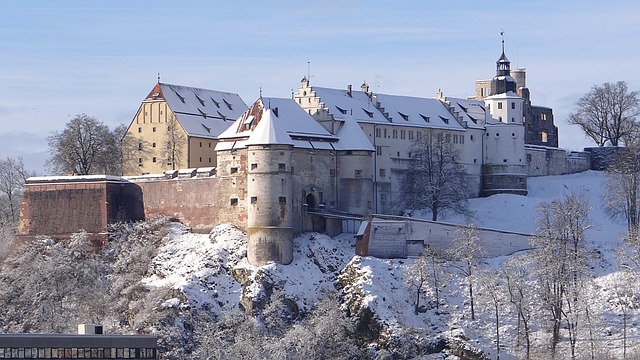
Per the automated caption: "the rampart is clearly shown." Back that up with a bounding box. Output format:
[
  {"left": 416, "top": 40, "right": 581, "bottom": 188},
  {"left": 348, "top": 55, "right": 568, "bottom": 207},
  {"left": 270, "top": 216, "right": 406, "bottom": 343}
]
[
  {"left": 17, "top": 176, "right": 144, "bottom": 243},
  {"left": 356, "top": 216, "right": 532, "bottom": 258}
]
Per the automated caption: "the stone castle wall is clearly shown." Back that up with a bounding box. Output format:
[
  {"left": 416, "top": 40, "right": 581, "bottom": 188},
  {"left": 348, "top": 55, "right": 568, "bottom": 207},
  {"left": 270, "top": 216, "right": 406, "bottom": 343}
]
[
  {"left": 17, "top": 177, "right": 144, "bottom": 243},
  {"left": 525, "top": 146, "right": 591, "bottom": 177}
]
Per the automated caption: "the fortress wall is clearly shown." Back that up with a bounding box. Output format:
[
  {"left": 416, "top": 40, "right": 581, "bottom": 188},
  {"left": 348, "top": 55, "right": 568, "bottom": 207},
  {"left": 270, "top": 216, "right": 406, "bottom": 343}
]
[
  {"left": 525, "top": 146, "right": 591, "bottom": 177},
  {"left": 364, "top": 217, "right": 531, "bottom": 259},
  {"left": 17, "top": 178, "right": 144, "bottom": 242},
  {"left": 132, "top": 176, "right": 247, "bottom": 233}
]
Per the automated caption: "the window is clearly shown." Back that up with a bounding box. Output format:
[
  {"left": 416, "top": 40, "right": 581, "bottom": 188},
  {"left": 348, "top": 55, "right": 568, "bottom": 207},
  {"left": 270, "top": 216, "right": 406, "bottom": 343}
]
[
  {"left": 383, "top": 128, "right": 387, "bottom": 138},
  {"left": 497, "top": 102, "right": 503, "bottom": 109},
  {"left": 375, "top": 128, "right": 381, "bottom": 137},
  {"left": 230, "top": 198, "right": 238, "bottom": 206},
  {"left": 209, "top": 157, "right": 212, "bottom": 163},
  {"left": 138, "top": 158, "right": 142, "bottom": 166},
  {"left": 279, "top": 196, "right": 287, "bottom": 205},
  {"left": 336, "top": 106, "right": 348, "bottom": 114},
  {"left": 511, "top": 102, "right": 515, "bottom": 109},
  {"left": 251, "top": 163, "right": 257, "bottom": 170},
  {"left": 223, "top": 98, "right": 233, "bottom": 110},
  {"left": 278, "top": 163, "right": 286, "bottom": 171},
  {"left": 230, "top": 167, "right": 238, "bottom": 174},
  {"left": 152, "top": 157, "right": 156, "bottom": 162},
  {"left": 542, "top": 131, "right": 548, "bottom": 143},
  {"left": 408, "top": 131, "right": 414, "bottom": 140},
  {"left": 376, "top": 146, "right": 382, "bottom": 156},
  {"left": 453, "top": 134, "right": 458, "bottom": 144},
  {"left": 152, "top": 142, "right": 156, "bottom": 148},
  {"left": 400, "top": 130, "right": 406, "bottom": 139},
  {"left": 379, "top": 168, "right": 386, "bottom": 177},
  {"left": 209, "top": 142, "right": 212, "bottom": 148},
  {"left": 199, "top": 157, "right": 202, "bottom": 162},
  {"left": 398, "top": 112, "right": 409, "bottom": 121},
  {"left": 419, "top": 114, "right": 430, "bottom": 123},
  {"left": 445, "top": 134, "right": 450, "bottom": 143},
  {"left": 392, "top": 130, "right": 397, "bottom": 138},
  {"left": 362, "top": 108, "right": 374, "bottom": 118},
  {"left": 138, "top": 143, "right": 143, "bottom": 150},
  {"left": 541, "top": 113, "right": 547, "bottom": 120},
  {"left": 416, "top": 132, "right": 422, "bottom": 140},
  {"left": 138, "top": 127, "right": 142, "bottom": 133},
  {"left": 329, "top": 168, "right": 336, "bottom": 177},
  {"left": 355, "top": 170, "right": 363, "bottom": 178},
  {"left": 251, "top": 196, "right": 257, "bottom": 204}
]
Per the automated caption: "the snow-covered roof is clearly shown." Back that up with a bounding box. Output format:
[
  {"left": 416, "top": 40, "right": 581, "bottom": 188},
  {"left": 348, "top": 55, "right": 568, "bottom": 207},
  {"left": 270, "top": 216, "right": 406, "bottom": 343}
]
[
  {"left": 216, "top": 97, "right": 338, "bottom": 151},
  {"left": 149, "top": 83, "right": 248, "bottom": 139},
  {"left": 372, "top": 93, "right": 465, "bottom": 130},
  {"left": 333, "top": 119, "right": 375, "bottom": 151},
  {"left": 311, "top": 87, "right": 390, "bottom": 124},
  {"left": 444, "top": 97, "right": 487, "bottom": 128}
]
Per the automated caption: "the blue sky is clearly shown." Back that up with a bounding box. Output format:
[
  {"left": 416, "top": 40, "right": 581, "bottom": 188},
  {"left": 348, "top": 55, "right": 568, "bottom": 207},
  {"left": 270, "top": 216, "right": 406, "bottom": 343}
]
[{"left": 1, "top": 1, "right": 639, "bottom": 172}]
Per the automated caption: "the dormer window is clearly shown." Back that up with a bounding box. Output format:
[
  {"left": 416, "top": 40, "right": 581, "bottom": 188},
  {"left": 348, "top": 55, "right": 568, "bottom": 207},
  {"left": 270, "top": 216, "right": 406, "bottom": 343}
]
[
  {"left": 174, "top": 91, "right": 185, "bottom": 103},
  {"left": 398, "top": 112, "right": 409, "bottom": 121},
  {"left": 223, "top": 99, "right": 233, "bottom": 111},
  {"left": 439, "top": 115, "right": 449, "bottom": 124},
  {"left": 211, "top": 97, "right": 220, "bottom": 108},
  {"left": 195, "top": 94, "right": 205, "bottom": 106},
  {"left": 336, "top": 106, "right": 348, "bottom": 115},
  {"left": 419, "top": 114, "right": 430, "bottom": 123},
  {"left": 362, "top": 108, "right": 374, "bottom": 118},
  {"left": 198, "top": 108, "right": 207, "bottom": 119},
  {"left": 217, "top": 111, "right": 227, "bottom": 121}
]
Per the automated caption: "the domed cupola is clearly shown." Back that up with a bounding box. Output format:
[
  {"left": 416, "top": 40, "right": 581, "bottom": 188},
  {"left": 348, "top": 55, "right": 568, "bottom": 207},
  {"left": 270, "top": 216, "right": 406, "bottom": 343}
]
[{"left": 490, "top": 33, "right": 517, "bottom": 95}]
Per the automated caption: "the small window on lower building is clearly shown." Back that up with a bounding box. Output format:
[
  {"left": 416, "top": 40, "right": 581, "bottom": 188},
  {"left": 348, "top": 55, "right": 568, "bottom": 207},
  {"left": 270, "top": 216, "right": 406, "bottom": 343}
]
[
  {"left": 152, "top": 157, "right": 156, "bottom": 163},
  {"left": 138, "top": 127, "right": 142, "bottom": 133},
  {"left": 153, "top": 127, "right": 156, "bottom": 132},
  {"left": 278, "top": 163, "right": 286, "bottom": 171},
  {"left": 329, "top": 168, "right": 336, "bottom": 177},
  {"left": 542, "top": 131, "right": 548, "bottom": 143},
  {"left": 379, "top": 168, "right": 386, "bottom": 177},
  {"left": 209, "top": 157, "right": 212, "bottom": 163},
  {"left": 230, "top": 198, "right": 238, "bottom": 206},
  {"left": 251, "top": 196, "right": 257, "bottom": 204},
  {"left": 251, "top": 163, "right": 257, "bottom": 170},
  {"left": 279, "top": 196, "right": 286, "bottom": 205},
  {"left": 230, "top": 167, "right": 238, "bottom": 174},
  {"left": 152, "top": 142, "right": 156, "bottom": 148},
  {"left": 355, "top": 170, "right": 363, "bottom": 178}
]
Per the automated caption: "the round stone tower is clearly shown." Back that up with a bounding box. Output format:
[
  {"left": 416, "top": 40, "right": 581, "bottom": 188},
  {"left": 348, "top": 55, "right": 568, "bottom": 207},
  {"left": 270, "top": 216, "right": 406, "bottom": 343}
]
[{"left": 246, "top": 144, "right": 294, "bottom": 265}]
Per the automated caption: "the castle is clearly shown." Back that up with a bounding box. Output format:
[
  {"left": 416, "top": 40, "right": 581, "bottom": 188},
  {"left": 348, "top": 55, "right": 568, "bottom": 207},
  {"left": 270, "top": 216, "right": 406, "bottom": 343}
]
[{"left": 18, "top": 46, "right": 591, "bottom": 265}]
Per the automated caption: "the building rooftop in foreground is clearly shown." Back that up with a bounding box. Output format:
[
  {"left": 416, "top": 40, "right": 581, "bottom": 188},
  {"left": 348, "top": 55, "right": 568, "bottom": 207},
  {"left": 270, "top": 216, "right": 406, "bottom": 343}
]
[{"left": 0, "top": 333, "right": 157, "bottom": 359}]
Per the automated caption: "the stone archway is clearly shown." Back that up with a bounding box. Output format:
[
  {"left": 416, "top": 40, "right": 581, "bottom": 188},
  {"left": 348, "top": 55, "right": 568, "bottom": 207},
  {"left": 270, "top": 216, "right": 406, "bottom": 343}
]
[{"left": 305, "top": 193, "right": 316, "bottom": 210}]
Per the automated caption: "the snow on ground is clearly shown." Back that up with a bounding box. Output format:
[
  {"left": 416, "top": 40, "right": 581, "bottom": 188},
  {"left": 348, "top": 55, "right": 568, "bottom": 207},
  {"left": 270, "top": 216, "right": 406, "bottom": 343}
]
[{"left": 141, "top": 170, "right": 637, "bottom": 358}]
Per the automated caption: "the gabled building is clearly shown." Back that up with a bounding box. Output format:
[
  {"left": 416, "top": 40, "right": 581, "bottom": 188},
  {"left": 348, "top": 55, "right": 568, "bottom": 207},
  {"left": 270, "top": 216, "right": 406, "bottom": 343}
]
[{"left": 122, "top": 83, "right": 248, "bottom": 175}]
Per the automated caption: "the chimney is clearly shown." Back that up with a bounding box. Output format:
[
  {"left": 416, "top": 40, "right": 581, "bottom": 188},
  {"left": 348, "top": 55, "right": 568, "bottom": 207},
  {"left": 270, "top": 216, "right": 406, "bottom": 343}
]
[
  {"left": 78, "top": 324, "right": 103, "bottom": 335},
  {"left": 361, "top": 82, "right": 369, "bottom": 94},
  {"left": 347, "top": 84, "right": 352, "bottom": 97}
]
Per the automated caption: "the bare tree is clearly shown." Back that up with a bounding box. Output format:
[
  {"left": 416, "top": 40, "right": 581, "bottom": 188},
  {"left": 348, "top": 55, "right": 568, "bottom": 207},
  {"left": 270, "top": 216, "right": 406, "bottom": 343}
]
[
  {"left": 604, "top": 146, "right": 640, "bottom": 234},
  {"left": 448, "top": 223, "right": 485, "bottom": 321},
  {"left": 503, "top": 255, "right": 536, "bottom": 359},
  {"left": 478, "top": 269, "right": 504, "bottom": 360},
  {"left": 401, "top": 130, "right": 471, "bottom": 221},
  {"left": 164, "top": 115, "right": 186, "bottom": 170},
  {"left": 531, "top": 193, "right": 592, "bottom": 359},
  {"left": 47, "top": 114, "right": 122, "bottom": 175},
  {"left": 568, "top": 81, "right": 640, "bottom": 147},
  {"left": 0, "top": 157, "right": 33, "bottom": 225}
]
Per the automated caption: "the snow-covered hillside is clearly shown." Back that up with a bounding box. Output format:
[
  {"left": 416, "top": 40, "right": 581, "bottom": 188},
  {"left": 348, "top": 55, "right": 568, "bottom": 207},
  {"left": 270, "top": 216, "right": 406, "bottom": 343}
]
[{"left": 143, "top": 170, "right": 636, "bottom": 359}]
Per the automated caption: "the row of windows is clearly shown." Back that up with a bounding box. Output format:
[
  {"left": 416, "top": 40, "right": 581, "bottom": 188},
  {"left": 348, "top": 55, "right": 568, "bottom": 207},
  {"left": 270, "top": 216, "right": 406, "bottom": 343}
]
[
  {"left": 492, "top": 101, "right": 519, "bottom": 110},
  {"left": 230, "top": 196, "right": 287, "bottom": 206},
  {"left": 138, "top": 157, "right": 213, "bottom": 166},
  {"left": 0, "top": 347, "right": 155, "bottom": 359}
]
